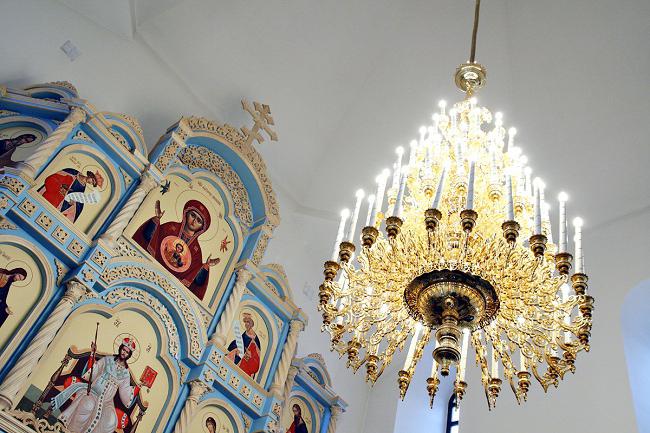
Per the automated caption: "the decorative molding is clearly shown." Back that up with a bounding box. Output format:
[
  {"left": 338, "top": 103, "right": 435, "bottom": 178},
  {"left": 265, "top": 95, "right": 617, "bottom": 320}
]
[
  {"left": 115, "top": 237, "right": 145, "bottom": 258},
  {"left": 252, "top": 228, "right": 271, "bottom": 265},
  {"left": 265, "top": 263, "right": 288, "bottom": 283},
  {"left": 18, "top": 199, "right": 37, "bottom": 217},
  {"left": 154, "top": 136, "right": 183, "bottom": 173},
  {"left": 119, "top": 167, "right": 133, "bottom": 187},
  {"left": 67, "top": 239, "right": 84, "bottom": 257},
  {"left": 179, "top": 146, "right": 253, "bottom": 227},
  {"left": 52, "top": 226, "right": 69, "bottom": 244},
  {"left": 109, "top": 129, "right": 129, "bottom": 150},
  {"left": 35, "top": 213, "right": 53, "bottom": 231},
  {"left": 0, "top": 217, "right": 16, "bottom": 230},
  {"left": 48, "top": 81, "right": 78, "bottom": 95},
  {"left": 54, "top": 260, "right": 67, "bottom": 285},
  {"left": 73, "top": 129, "right": 93, "bottom": 142},
  {"left": 103, "top": 286, "right": 181, "bottom": 358},
  {"left": 3, "top": 410, "right": 65, "bottom": 433},
  {"left": 91, "top": 250, "right": 108, "bottom": 267},
  {"left": 183, "top": 115, "right": 280, "bottom": 228},
  {"left": 0, "top": 110, "right": 19, "bottom": 117},
  {"left": 0, "top": 194, "right": 9, "bottom": 211},
  {"left": 0, "top": 176, "right": 26, "bottom": 196},
  {"left": 100, "top": 265, "right": 202, "bottom": 358},
  {"left": 111, "top": 113, "right": 144, "bottom": 142}
]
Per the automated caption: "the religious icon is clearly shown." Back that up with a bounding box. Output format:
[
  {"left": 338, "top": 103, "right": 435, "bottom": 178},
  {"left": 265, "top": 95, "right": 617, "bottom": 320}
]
[
  {"left": 286, "top": 404, "right": 308, "bottom": 433},
  {"left": 0, "top": 133, "right": 36, "bottom": 167},
  {"left": 132, "top": 199, "right": 221, "bottom": 300},
  {"left": 226, "top": 313, "right": 261, "bottom": 378},
  {"left": 38, "top": 168, "right": 105, "bottom": 223},
  {"left": 34, "top": 331, "right": 156, "bottom": 433},
  {"left": 0, "top": 267, "right": 27, "bottom": 328},
  {"left": 205, "top": 416, "right": 218, "bottom": 433}
]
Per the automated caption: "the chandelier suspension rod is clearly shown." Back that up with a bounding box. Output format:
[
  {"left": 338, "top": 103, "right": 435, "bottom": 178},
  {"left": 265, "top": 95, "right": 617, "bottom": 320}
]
[{"left": 469, "top": 0, "right": 481, "bottom": 63}]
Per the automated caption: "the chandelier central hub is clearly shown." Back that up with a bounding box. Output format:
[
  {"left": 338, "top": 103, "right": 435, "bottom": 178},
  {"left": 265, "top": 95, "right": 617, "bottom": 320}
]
[{"left": 404, "top": 269, "right": 500, "bottom": 330}]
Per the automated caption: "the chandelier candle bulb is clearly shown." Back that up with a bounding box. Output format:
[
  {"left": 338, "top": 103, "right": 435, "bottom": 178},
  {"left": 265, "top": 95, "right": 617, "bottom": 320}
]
[
  {"left": 519, "top": 350, "right": 526, "bottom": 372},
  {"left": 450, "top": 108, "right": 457, "bottom": 129},
  {"left": 419, "top": 126, "right": 428, "bottom": 145},
  {"left": 408, "top": 140, "right": 418, "bottom": 166},
  {"left": 558, "top": 192, "right": 568, "bottom": 253},
  {"left": 466, "top": 160, "right": 476, "bottom": 209},
  {"left": 507, "top": 127, "right": 517, "bottom": 153},
  {"left": 491, "top": 346, "right": 499, "bottom": 378},
  {"left": 438, "top": 100, "right": 447, "bottom": 116},
  {"left": 395, "top": 171, "right": 409, "bottom": 218},
  {"left": 505, "top": 173, "right": 515, "bottom": 221},
  {"left": 392, "top": 147, "right": 404, "bottom": 190},
  {"left": 332, "top": 209, "right": 350, "bottom": 261},
  {"left": 364, "top": 194, "right": 376, "bottom": 227},
  {"left": 573, "top": 217, "right": 584, "bottom": 273},
  {"left": 347, "top": 189, "right": 365, "bottom": 240},
  {"left": 459, "top": 329, "right": 470, "bottom": 381},
  {"left": 432, "top": 166, "right": 448, "bottom": 209},
  {"left": 524, "top": 167, "right": 533, "bottom": 197},
  {"left": 372, "top": 170, "right": 390, "bottom": 226},
  {"left": 404, "top": 324, "right": 423, "bottom": 370},
  {"left": 533, "top": 181, "right": 542, "bottom": 235}
]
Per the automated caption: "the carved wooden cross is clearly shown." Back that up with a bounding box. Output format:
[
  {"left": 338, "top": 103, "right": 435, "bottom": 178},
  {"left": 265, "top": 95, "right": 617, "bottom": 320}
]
[{"left": 241, "top": 99, "right": 278, "bottom": 145}]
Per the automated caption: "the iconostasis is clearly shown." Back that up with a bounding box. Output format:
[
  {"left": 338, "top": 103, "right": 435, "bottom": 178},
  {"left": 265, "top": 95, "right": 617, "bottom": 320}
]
[{"left": 0, "top": 82, "right": 328, "bottom": 433}]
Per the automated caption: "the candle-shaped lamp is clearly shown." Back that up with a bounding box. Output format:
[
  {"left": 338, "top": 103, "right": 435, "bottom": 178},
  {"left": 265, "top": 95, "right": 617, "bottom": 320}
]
[
  {"left": 558, "top": 192, "right": 568, "bottom": 253},
  {"left": 392, "top": 146, "right": 404, "bottom": 190},
  {"left": 573, "top": 217, "right": 584, "bottom": 273},
  {"left": 533, "top": 178, "right": 542, "bottom": 235},
  {"left": 332, "top": 209, "right": 350, "bottom": 261},
  {"left": 419, "top": 126, "right": 427, "bottom": 145},
  {"left": 346, "top": 189, "right": 365, "bottom": 240},
  {"left": 507, "top": 127, "right": 517, "bottom": 153},
  {"left": 364, "top": 194, "right": 376, "bottom": 227},
  {"left": 432, "top": 164, "right": 448, "bottom": 209},
  {"left": 459, "top": 329, "right": 470, "bottom": 381},
  {"left": 438, "top": 99, "right": 447, "bottom": 116},
  {"left": 408, "top": 139, "right": 418, "bottom": 166},
  {"left": 491, "top": 345, "right": 499, "bottom": 378},
  {"left": 524, "top": 167, "right": 533, "bottom": 196},
  {"left": 370, "top": 169, "right": 390, "bottom": 227},
  {"left": 395, "top": 170, "right": 409, "bottom": 218},
  {"left": 561, "top": 282, "right": 572, "bottom": 343},
  {"left": 505, "top": 172, "right": 515, "bottom": 221},
  {"left": 404, "top": 324, "right": 423, "bottom": 370},
  {"left": 466, "top": 159, "right": 476, "bottom": 209}
]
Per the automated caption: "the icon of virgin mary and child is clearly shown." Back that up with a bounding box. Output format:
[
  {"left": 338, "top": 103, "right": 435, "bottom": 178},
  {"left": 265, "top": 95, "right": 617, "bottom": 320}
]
[{"left": 132, "top": 199, "right": 220, "bottom": 300}]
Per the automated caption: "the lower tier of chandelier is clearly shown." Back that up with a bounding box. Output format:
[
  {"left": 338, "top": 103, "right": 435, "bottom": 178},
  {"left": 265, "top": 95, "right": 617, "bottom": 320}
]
[{"left": 404, "top": 269, "right": 500, "bottom": 329}]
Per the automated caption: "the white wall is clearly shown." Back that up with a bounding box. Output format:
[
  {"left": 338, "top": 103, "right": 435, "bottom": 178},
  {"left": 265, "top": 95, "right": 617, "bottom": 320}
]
[{"left": 0, "top": 0, "right": 218, "bottom": 147}]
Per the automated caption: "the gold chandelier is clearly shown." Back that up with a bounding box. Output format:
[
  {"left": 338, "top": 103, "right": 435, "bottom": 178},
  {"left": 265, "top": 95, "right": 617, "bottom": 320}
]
[{"left": 317, "top": 0, "right": 594, "bottom": 409}]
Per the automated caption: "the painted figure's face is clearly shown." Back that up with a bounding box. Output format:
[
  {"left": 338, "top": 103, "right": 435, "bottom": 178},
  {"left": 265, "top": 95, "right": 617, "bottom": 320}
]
[
  {"left": 176, "top": 244, "right": 184, "bottom": 253},
  {"left": 186, "top": 209, "right": 205, "bottom": 232},
  {"left": 243, "top": 316, "right": 254, "bottom": 331},
  {"left": 292, "top": 406, "right": 300, "bottom": 416},
  {"left": 85, "top": 173, "right": 98, "bottom": 187},
  {"left": 119, "top": 345, "right": 132, "bottom": 360},
  {"left": 206, "top": 418, "right": 216, "bottom": 433},
  {"left": 13, "top": 274, "right": 25, "bottom": 281}
]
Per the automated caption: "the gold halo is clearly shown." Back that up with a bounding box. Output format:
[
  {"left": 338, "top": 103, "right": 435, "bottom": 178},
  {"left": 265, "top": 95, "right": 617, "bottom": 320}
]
[
  {"left": 4, "top": 260, "right": 34, "bottom": 287},
  {"left": 81, "top": 164, "right": 108, "bottom": 193},
  {"left": 113, "top": 333, "right": 141, "bottom": 364}
]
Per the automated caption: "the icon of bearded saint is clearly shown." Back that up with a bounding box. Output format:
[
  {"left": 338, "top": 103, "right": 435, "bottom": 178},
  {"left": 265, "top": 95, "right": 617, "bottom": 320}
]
[{"left": 132, "top": 199, "right": 220, "bottom": 300}]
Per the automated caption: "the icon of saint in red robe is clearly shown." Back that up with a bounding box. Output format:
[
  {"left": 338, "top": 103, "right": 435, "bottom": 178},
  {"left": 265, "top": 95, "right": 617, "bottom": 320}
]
[
  {"left": 38, "top": 168, "right": 104, "bottom": 223},
  {"left": 286, "top": 404, "right": 308, "bottom": 433},
  {"left": 226, "top": 313, "right": 261, "bottom": 377},
  {"left": 132, "top": 199, "right": 220, "bottom": 300}
]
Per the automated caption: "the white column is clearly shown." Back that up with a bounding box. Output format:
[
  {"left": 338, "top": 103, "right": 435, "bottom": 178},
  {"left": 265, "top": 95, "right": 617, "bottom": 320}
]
[
  {"left": 99, "top": 171, "right": 158, "bottom": 246},
  {"left": 327, "top": 406, "right": 343, "bottom": 433},
  {"left": 173, "top": 379, "right": 210, "bottom": 433},
  {"left": 282, "top": 365, "right": 299, "bottom": 401},
  {"left": 270, "top": 320, "right": 304, "bottom": 398},
  {"left": 0, "top": 280, "right": 89, "bottom": 409},
  {"left": 20, "top": 107, "right": 87, "bottom": 178},
  {"left": 210, "top": 269, "right": 253, "bottom": 347}
]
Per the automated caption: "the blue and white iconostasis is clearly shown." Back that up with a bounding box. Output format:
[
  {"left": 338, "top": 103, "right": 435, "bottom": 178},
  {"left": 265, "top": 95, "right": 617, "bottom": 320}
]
[
  {"left": 281, "top": 354, "right": 346, "bottom": 433},
  {"left": 0, "top": 82, "right": 344, "bottom": 433}
]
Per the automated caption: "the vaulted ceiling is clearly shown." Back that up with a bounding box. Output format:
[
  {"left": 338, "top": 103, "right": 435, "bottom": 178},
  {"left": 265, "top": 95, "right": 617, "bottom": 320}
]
[{"left": 53, "top": 0, "right": 650, "bottom": 230}]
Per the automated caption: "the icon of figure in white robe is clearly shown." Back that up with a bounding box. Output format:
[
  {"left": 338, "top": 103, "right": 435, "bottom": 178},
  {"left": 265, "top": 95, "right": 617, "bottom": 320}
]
[{"left": 51, "top": 338, "right": 142, "bottom": 433}]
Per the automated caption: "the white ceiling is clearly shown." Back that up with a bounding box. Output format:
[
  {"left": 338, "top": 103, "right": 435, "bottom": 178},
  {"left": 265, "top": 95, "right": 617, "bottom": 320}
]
[{"left": 58, "top": 0, "right": 650, "bottom": 230}]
